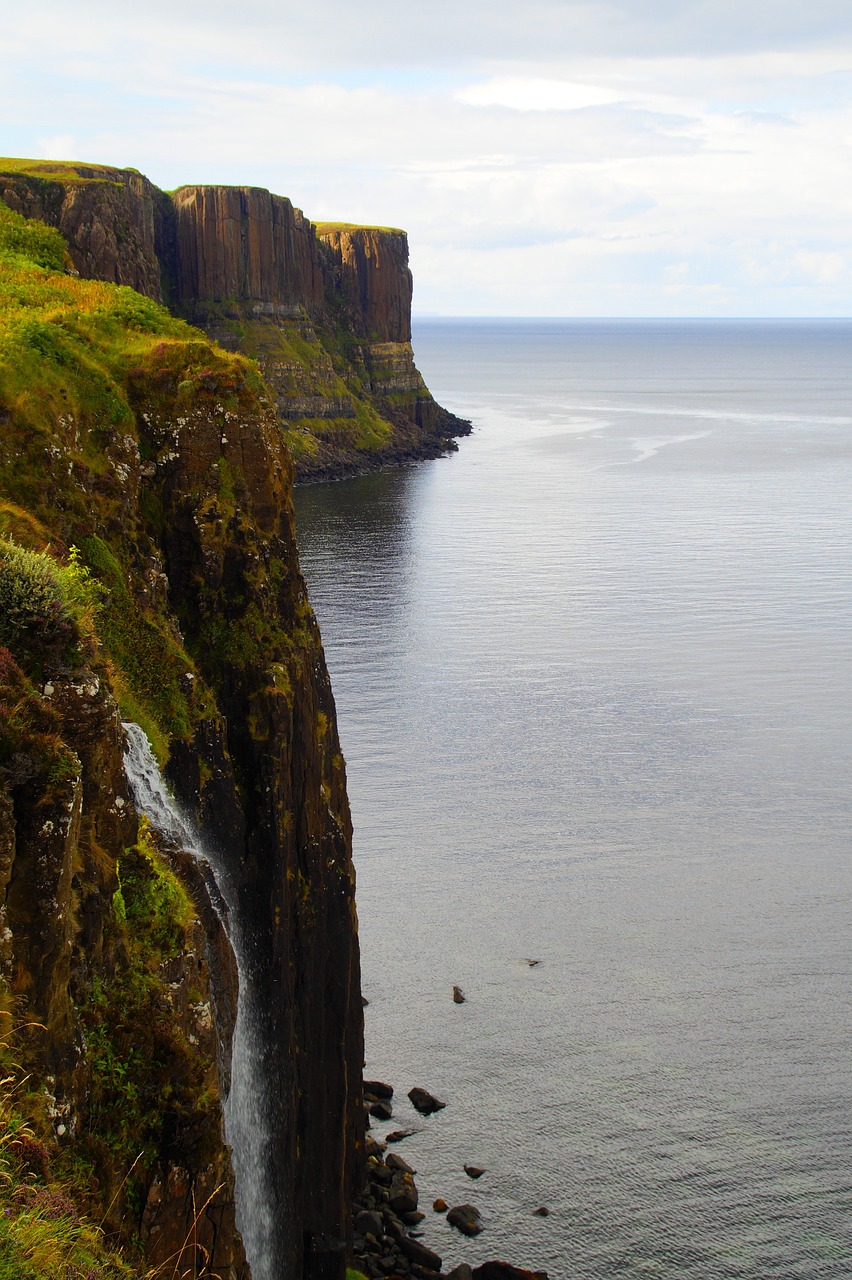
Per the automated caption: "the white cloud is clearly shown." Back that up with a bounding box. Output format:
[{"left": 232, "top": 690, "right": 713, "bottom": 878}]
[
  {"left": 457, "top": 78, "right": 621, "bottom": 112},
  {"left": 3, "top": 2, "right": 852, "bottom": 313}
]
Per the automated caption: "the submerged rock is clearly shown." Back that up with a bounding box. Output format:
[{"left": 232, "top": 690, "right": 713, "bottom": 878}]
[{"left": 464, "top": 1163, "right": 485, "bottom": 1179}]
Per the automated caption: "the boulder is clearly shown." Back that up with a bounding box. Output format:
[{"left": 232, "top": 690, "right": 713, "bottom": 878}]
[
  {"left": 389, "top": 1170, "right": 418, "bottom": 1215},
  {"left": 398, "top": 1235, "right": 442, "bottom": 1272},
  {"left": 432, "top": 1198, "right": 448, "bottom": 1213},
  {"left": 408, "top": 1087, "right": 446, "bottom": 1114},
  {"left": 370, "top": 1100, "right": 393, "bottom": 1120},
  {"left": 532, "top": 1206, "right": 549, "bottom": 1216},
  {"left": 447, "top": 1204, "right": 482, "bottom": 1236},
  {"left": 386, "top": 1129, "right": 415, "bottom": 1143},
  {"left": 464, "top": 1164, "right": 485, "bottom": 1179},
  {"left": 453, "top": 985, "right": 466, "bottom": 1003},
  {"left": 364, "top": 1080, "right": 394, "bottom": 1099},
  {"left": 355, "top": 1209, "right": 384, "bottom": 1239},
  {"left": 386, "top": 1152, "right": 415, "bottom": 1174},
  {"left": 446, "top": 1267, "right": 474, "bottom": 1280}
]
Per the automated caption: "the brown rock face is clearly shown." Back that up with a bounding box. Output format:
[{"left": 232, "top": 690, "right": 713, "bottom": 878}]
[
  {"left": 0, "top": 653, "right": 248, "bottom": 1279},
  {"left": 0, "top": 162, "right": 168, "bottom": 301},
  {"left": 317, "top": 225, "right": 412, "bottom": 342},
  {"left": 130, "top": 353, "right": 365, "bottom": 1278},
  {"left": 172, "top": 184, "right": 324, "bottom": 315}
]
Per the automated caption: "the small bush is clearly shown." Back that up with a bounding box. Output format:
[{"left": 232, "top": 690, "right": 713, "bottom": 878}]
[
  {"left": 0, "top": 539, "right": 74, "bottom": 656},
  {"left": 0, "top": 539, "right": 102, "bottom": 666}
]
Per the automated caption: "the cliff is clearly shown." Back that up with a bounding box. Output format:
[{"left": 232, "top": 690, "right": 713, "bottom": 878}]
[
  {"left": 0, "top": 158, "right": 470, "bottom": 482},
  {"left": 0, "top": 199, "right": 363, "bottom": 1277}
]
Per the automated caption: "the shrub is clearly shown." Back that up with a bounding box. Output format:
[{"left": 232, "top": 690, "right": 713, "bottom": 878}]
[
  {"left": 0, "top": 539, "right": 74, "bottom": 657},
  {"left": 0, "top": 539, "right": 102, "bottom": 666}
]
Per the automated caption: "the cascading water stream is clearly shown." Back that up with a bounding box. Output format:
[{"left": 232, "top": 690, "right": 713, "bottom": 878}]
[{"left": 122, "top": 722, "right": 278, "bottom": 1280}]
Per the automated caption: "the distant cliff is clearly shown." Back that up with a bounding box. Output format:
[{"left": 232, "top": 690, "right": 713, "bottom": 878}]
[
  {"left": 0, "top": 159, "right": 469, "bottom": 481},
  {"left": 0, "top": 195, "right": 363, "bottom": 1277}
]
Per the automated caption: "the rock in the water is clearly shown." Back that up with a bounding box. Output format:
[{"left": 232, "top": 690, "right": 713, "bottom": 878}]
[
  {"left": 408, "top": 1086, "right": 446, "bottom": 1114},
  {"left": 532, "top": 1206, "right": 549, "bottom": 1216},
  {"left": 446, "top": 1267, "right": 475, "bottom": 1280},
  {"left": 447, "top": 1204, "right": 482, "bottom": 1236},
  {"left": 369, "top": 1099, "right": 393, "bottom": 1120},
  {"left": 364, "top": 1079, "right": 394, "bottom": 1099},
  {"left": 386, "top": 1152, "right": 415, "bottom": 1174},
  {"left": 402, "top": 1209, "right": 426, "bottom": 1225},
  {"left": 389, "top": 1170, "right": 419, "bottom": 1215},
  {"left": 398, "top": 1235, "right": 442, "bottom": 1271},
  {"left": 432, "top": 1198, "right": 448, "bottom": 1213},
  {"left": 464, "top": 1164, "right": 485, "bottom": 1179},
  {"left": 453, "top": 985, "right": 466, "bottom": 1003},
  {"left": 365, "top": 1137, "right": 386, "bottom": 1160},
  {"left": 386, "top": 1128, "right": 415, "bottom": 1143}
]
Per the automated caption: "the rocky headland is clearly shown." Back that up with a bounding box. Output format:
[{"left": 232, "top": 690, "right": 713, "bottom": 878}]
[{"left": 0, "top": 158, "right": 470, "bottom": 481}]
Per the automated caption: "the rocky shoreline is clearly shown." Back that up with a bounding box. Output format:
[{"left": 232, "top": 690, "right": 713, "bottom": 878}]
[{"left": 353, "top": 1082, "right": 549, "bottom": 1280}]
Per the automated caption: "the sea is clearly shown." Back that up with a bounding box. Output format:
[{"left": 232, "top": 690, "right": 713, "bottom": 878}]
[{"left": 293, "top": 319, "right": 852, "bottom": 1280}]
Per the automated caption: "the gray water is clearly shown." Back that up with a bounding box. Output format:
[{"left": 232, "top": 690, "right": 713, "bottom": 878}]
[
  {"left": 121, "top": 723, "right": 278, "bottom": 1280},
  {"left": 293, "top": 320, "right": 852, "bottom": 1280}
]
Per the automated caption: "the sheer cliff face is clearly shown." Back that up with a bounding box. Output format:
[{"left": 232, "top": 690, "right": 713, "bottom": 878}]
[
  {"left": 0, "top": 163, "right": 168, "bottom": 301},
  {"left": 172, "top": 184, "right": 324, "bottom": 316},
  {"left": 0, "top": 274, "right": 363, "bottom": 1275},
  {"left": 316, "top": 225, "right": 412, "bottom": 343}
]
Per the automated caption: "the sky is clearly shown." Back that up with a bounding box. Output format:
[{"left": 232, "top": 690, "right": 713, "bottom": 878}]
[{"left": 3, "top": 1, "right": 852, "bottom": 316}]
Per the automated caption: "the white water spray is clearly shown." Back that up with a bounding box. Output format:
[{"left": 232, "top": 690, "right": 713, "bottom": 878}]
[{"left": 122, "top": 722, "right": 279, "bottom": 1279}]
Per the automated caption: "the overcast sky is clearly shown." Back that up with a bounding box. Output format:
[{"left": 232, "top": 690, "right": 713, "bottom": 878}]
[{"left": 4, "top": 1, "right": 852, "bottom": 315}]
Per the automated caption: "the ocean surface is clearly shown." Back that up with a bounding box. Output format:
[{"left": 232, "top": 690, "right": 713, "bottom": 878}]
[{"left": 293, "top": 320, "right": 852, "bottom": 1280}]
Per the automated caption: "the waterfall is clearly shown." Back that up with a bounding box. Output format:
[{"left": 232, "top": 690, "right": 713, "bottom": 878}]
[{"left": 122, "top": 722, "right": 278, "bottom": 1280}]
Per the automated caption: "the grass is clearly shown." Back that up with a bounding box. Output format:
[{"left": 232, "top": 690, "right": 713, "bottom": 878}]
[
  {"left": 0, "top": 197, "right": 259, "bottom": 753},
  {"left": 0, "top": 157, "right": 126, "bottom": 186},
  {"left": 314, "top": 221, "right": 404, "bottom": 236},
  {"left": 0, "top": 997, "right": 138, "bottom": 1280}
]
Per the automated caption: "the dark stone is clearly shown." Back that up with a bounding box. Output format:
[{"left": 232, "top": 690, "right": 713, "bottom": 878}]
[
  {"left": 386, "top": 1129, "right": 415, "bottom": 1143},
  {"left": 398, "top": 1235, "right": 442, "bottom": 1272},
  {"left": 370, "top": 1100, "right": 394, "bottom": 1120},
  {"left": 446, "top": 1267, "right": 474, "bottom": 1280},
  {"left": 432, "top": 1198, "right": 448, "bottom": 1213},
  {"left": 389, "top": 1170, "right": 418, "bottom": 1215},
  {"left": 401, "top": 1210, "right": 425, "bottom": 1225},
  {"left": 364, "top": 1080, "right": 394, "bottom": 1099},
  {"left": 532, "top": 1206, "right": 549, "bottom": 1216},
  {"left": 453, "top": 985, "right": 466, "bottom": 1003},
  {"left": 365, "top": 1137, "right": 386, "bottom": 1160},
  {"left": 447, "top": 1204, "right": 482, "bottom": 1237},
  {"left": 355, "top": 1210, "right": 384, "bottom": 1239},
  {"left": 408, "top": 1087, "right": 446, "bottom": 1114},
  {"left": 464, "top": 1164, "right": 485, "bottom": 1179},
  {"left": 386, "top": 1153, "right": 415, "bottom": 1174}
]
